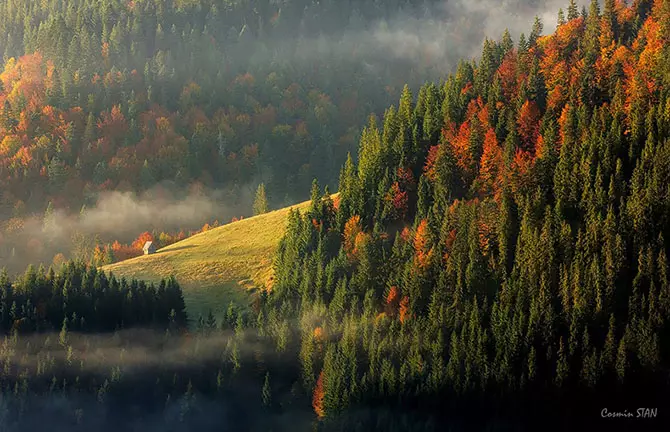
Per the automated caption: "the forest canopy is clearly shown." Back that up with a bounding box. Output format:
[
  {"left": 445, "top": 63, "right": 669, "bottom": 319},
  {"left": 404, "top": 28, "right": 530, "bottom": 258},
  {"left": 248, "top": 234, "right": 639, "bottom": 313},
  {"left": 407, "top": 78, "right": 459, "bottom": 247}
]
[{"left": 0, "top": 0, "right": 669, "bottom": 431}]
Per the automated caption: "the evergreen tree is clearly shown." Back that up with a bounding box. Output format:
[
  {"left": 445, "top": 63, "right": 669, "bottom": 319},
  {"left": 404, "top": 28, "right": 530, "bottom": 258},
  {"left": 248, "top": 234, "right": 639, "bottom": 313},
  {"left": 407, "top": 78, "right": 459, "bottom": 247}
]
[
  {"left": 262, "top": 372, "right": 272, "bottom": 407},
  {"left": 254, "top": 183, "right": 269, "bottom": 215}
]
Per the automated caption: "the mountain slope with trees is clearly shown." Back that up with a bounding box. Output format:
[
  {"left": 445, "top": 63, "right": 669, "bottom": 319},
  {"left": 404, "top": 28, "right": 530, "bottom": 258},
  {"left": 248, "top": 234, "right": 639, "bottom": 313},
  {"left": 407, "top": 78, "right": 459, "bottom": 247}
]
[
  {"left": 0, "top": 1, "right": 669, "bottom": 430},
  {"left": 101, "top": 195, "right": 316, "bottom": 321},
  {"left": 0, "top": 0, "right": 495, "bottom": 274},
  {"left": 260, "top": 0, "right": 670, "bottom": 427}
]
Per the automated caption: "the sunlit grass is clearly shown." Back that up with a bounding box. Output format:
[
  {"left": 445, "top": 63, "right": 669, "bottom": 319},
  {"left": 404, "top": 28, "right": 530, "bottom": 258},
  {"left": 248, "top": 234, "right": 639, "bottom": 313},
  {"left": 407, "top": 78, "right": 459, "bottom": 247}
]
[{"left": 101, "top": 199, "right": 314, "bottom": 322}]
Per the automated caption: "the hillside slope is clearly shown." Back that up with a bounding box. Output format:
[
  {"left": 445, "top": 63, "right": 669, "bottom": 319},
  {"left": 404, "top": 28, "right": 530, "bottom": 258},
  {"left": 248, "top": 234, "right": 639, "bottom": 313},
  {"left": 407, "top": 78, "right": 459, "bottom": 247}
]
[{"left": 102, "top": 199, "right": 313, "bottom": 320}]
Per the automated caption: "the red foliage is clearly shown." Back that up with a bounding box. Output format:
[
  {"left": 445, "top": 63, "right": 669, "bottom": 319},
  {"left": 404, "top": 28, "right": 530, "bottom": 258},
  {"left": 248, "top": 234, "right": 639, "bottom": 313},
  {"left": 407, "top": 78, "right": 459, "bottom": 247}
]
[
  {"left": 447, "top": 98, "right": 490, "bottom": 180},
  {"left": 496, "top": 53, "right": 520, "bottom": 100},
  {"left": 313, "top": 371, "right": 325, "bottom": 418},
  {"left": 396, "top": 166, "right": 415, "bottom": 189},
  {"left": 400, "top": 227, "right": 411, "bottom": 242},
  {"left": 97, "top": 105, "right": 128, "bottom": 143},
  {"left": 517, "top": 100, "right": 540, "bottom": 154},
  {"left": 385, "top": 182, "right": 408, "bottom": 220}
]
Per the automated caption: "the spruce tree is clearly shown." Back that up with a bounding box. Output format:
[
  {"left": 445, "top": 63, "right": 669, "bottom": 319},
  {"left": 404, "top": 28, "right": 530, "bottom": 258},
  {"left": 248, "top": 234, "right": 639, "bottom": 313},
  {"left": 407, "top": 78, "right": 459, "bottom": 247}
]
[{"left": 254, "top": 183, "right": 269, "bottom": 215}]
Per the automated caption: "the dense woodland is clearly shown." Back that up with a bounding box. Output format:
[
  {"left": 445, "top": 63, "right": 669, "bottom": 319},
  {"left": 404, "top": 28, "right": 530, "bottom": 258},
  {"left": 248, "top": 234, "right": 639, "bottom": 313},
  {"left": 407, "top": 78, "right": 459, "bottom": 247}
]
[
  {"left": 267, "top": 0, "right": 670, "bottom": 428},
  {"left": 0, "top": 0, "right": 669, "bottom": 430},
  {"left": 0, "top": 0, "right": 463, "bottom": 273}
]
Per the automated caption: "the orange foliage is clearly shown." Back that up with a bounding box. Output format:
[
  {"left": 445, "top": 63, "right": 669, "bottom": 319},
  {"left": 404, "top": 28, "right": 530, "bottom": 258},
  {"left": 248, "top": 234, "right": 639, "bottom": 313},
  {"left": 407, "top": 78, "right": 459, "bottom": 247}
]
[
  {"left": 343, "top": 215, "right": 362, "bottom": 260},
  {"left": 461, "top": 82, "right": 473, "bottom": 96},
  {"left": 449, "top": 119, "right": 473, "bottom": 175},
  {"left": 386, "top": 286, "right": 399, "bottom": 305},
  {"left": 52, "top": 253, "right": 67, "bottom": 268},
  {"left": 0, "top": 53, "right": 46, "bottom": 111},
  {"left": 414, "top": 219, "right": 433, "bottom": 269},
  {"left": 93, "top": 244, "right": 107, "bottom": 264},
  {"left": 312, "top": 371, "right": 325, "bottom": 419},
  {"left": 447, "top": 98, "right": 490, "bottom": 180},
  {"left": 477, "top": 129, "right": 502, "bottom": 196},
  {"left": 399, "top": 296, "right": 410, "bottom": 324},
  {"left": 131, "top": 231, "right": 154, "bottom": 250},
  {"left": 385, "top": 286, "right": 400, "bottom": 317},
  {"left": 423, "top": 145, "right": 441, "bottom": 181},
  {"left": 517, "top": 100, "right": 540, "bottom": 153},
  {"left": 311, "top": 218, "right": 323, "bottom": 232},
  {"left": 535, "top": 133, "right": 554, "bottom": 160},
  {"left": 97, "top": 105, "right": 128, "bottom": 143},
  {"left": 546, "top": 84, "right": 567, "bottom": 113},
  {"left": 254, "top": 105, "right": 277, "bottom": 128},
  {"left": 313, "top": 326, "right": 324, "bottom": 343},
  {"left": 352, "top": 232, "right": 369, "bottom": 259},
  {"left": 232, "top": 72, "right": 255, "bottom": 88},
  {"left": 414, "top": 219, "right": 430, "bottom": 254},
  {"left": 111, "top": 240, "right": 142, "bottom": 262},
  {"left": 332, "top": 195, "right": 340, "bottom": 210}
]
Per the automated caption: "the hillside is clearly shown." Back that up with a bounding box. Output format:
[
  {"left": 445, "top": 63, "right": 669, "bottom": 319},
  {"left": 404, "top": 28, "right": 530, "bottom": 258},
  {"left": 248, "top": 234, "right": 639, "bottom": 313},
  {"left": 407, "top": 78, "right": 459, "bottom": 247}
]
[{"left": 102, "top": 198, "right": 313, "bottom": 320}]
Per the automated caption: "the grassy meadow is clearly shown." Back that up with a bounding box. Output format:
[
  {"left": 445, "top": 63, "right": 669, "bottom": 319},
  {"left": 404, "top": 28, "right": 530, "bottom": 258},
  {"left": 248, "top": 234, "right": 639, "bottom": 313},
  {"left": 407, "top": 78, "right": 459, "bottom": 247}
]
[{"left": 102, "top": 199, "right": 314, "bottom": 322}]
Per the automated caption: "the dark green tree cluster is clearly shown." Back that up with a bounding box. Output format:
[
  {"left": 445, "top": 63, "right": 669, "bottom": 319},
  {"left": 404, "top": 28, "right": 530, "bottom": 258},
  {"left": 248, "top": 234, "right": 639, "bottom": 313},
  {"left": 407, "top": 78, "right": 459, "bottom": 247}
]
[{"left": 0, "top": 261, "right": 187, "bottom": 333}]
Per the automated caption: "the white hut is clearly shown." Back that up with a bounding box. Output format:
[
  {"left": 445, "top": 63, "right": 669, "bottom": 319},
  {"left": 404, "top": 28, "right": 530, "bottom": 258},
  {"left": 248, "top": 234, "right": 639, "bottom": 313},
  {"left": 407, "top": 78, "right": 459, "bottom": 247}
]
[{"left": 143, "top": 241, "right": 156, "bottom": 255}]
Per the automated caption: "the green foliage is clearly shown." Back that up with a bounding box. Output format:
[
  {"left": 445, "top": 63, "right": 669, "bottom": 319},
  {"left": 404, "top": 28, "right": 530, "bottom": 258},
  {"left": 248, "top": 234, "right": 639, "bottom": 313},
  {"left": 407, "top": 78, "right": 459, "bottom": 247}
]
[
  {"left": 261, "top": 2, "right": 670, "bottom": 424},
  {"left": 254, "top": 183, "right": 269, "bottom": 216}
]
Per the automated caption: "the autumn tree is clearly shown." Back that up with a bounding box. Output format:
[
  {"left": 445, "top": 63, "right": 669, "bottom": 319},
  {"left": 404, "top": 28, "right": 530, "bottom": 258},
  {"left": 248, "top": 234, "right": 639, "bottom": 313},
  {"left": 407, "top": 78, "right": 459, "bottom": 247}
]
[{"left": 312, "top": 370, "right": 326, "bottom": 419}]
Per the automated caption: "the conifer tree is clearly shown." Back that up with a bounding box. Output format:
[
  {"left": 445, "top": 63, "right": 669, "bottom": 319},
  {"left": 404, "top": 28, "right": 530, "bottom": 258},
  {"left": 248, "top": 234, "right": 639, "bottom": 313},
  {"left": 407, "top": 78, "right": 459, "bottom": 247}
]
[
  {"left": 254, "top": 183, "right": 269, "bottom": 215},
  {"left": 262, "top": 372, "right": 272, "bottom": 407}
]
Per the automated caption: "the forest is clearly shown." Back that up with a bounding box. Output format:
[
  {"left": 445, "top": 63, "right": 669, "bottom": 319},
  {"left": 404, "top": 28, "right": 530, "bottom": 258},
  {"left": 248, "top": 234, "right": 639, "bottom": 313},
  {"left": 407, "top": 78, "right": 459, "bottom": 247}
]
[
  {"left": 0, "top": 0, "right": 669, "bottom": 430},
  {"left": 0, "top": 0, "right": 526, "bottom": 274}
]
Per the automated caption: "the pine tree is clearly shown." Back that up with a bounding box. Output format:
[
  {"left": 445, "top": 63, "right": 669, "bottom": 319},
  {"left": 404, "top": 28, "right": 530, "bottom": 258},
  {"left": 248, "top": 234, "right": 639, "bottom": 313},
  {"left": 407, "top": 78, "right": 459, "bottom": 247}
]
[
  {"left": 254, "top": 183, "right": 269, "bottom": 215},
  {"left": 568, "top": 0, "right": 579, "bottom": 20},
  {"left": 205, "top": 310, "right": 217, "bottom": 334},
  {"left": 262, "top": 372, "right": 272, "bottom": 407}
]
